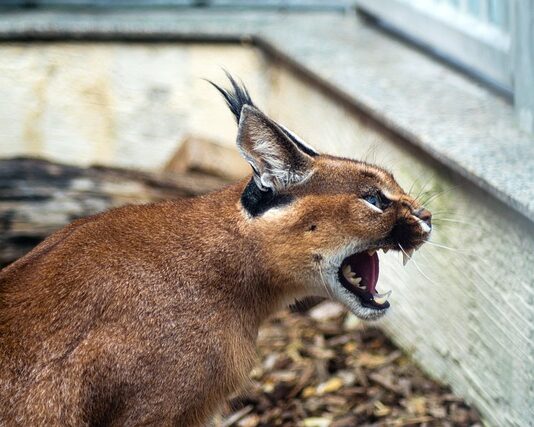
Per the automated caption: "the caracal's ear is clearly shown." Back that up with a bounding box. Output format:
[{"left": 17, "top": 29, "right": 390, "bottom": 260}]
[{"left": 237, "top": 105, "right": 315, "bottom": 192}]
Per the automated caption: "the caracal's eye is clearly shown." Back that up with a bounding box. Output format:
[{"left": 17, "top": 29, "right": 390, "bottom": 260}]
[
  {"left": 363, "top": 192, "right": 391, "bottom": 212},
  {"left": 379, "top": 193, "right": 392, "bottom": 209},
  {"left": 364, "top": 194, "right": 379, "bottom": 208}
]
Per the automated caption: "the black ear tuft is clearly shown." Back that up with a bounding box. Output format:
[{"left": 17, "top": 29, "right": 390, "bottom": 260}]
[
  {"left": 207, "top": 71, "right": 255, "bottom": 123},
  {"left": 208, "top": 72, "right": 319, "bottom": 158}
]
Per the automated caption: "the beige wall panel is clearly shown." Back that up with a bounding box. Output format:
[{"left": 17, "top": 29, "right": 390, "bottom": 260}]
[{"left": 0, "top": 42, "right": 265, "bottom": 171}]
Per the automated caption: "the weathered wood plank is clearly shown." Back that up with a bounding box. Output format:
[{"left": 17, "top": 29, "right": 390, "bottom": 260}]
[{"left": 0, "top": 157, "right": 228, "bottom": 267}]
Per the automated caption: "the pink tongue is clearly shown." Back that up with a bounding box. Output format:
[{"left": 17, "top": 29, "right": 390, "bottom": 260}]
[{"left": 349, "top": 252, "right": 379, "bottom": 293}]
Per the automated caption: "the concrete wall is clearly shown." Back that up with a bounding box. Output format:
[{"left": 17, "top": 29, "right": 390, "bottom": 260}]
[
  {"left": 0, "top": 42, "right": 268, "bottom": 170},
  {"left": 1, "top": 41, "right": 533, "bottom": 426},
  {"left": 268, "top": 67, "right": 534, "bottom": 427}
]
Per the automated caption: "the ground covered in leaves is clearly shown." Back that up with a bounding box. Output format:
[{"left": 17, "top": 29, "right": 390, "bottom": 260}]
[{"left": 218, "top": 302, "right": 482, "bottom": 427}]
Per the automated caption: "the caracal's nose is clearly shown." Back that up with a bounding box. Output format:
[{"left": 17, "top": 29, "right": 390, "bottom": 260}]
[{"left": 414, "top": 207, "right": 432, "bottom": 230}]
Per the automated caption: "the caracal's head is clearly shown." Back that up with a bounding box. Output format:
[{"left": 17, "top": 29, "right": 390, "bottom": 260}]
[{"left": 211, "top": 75, "right": 432, "bottom": 320}]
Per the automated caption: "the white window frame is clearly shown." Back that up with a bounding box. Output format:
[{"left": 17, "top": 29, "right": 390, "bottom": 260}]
[
  {"left": 356, "top": 0, "right": 512, "bottom": 92},
  {"left": 356, "top": 0, "right": 534, "bottom": 133}
]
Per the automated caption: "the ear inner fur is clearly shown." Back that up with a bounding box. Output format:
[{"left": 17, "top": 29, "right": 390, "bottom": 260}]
[{"left": 237, "top": 106, "right": 314, "bottom": 193}]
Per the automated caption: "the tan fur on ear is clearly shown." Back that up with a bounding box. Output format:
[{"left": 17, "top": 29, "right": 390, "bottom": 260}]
[{"left": 237, "top": 105, "right": 313, "bottom": 192}]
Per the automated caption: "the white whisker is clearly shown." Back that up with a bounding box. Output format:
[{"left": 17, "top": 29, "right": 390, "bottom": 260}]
[
  {"left": 317, "top": 262, "right": 333, "bottom": 300},
  {"left": 422, "top": 240, "right": 495, "bottom": 269},
  {"left": 432, "top": 218, "right": 478, "bottom": 226},
  {"left": 420, "top": 184, "right": 462, "bottom": 207},
  {"left": 399, "top": 244, "right": 439, "bottom": 286},
  {"left": 424, "top": 240, "right": 465, "bottom": 253}
]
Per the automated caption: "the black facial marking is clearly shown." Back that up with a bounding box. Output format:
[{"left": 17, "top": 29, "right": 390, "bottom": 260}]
[
  {"left": 308, "top": 224, "right": 317, "bottom": 231},
  {"left": 389, "top": 217, "right": 420, "bottom": 249},
  {"left": 279, "top": 127, "right": 319, "bottom": 158},
  {"left": 293, "top": 139, "right": 318, "bottom": 157},
  {"left": 241, "top": 178, "right": 294, "bottom": 217},
  {"left": 361, "top": 170, "right": 377, "bottom": 179}
]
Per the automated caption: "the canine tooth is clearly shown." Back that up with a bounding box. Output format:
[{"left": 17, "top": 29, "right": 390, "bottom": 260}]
[
  {"left": 402, "top": 249, "right": 415, "bottom": 266},
  {"left": 342, "top": 265, "right": 352, "bottom": 278},
  {"left": 374, "top": 290, "right": 391, "bottom": 298},
  {"left": 348, "top": 276, "right": 362, "bottom": 285},
  {"left": 373, "top": 295, "right": 387, "bottom": 305},
  {"left": 367, "top": 249, "right": 377, "bottom": 256},
  {"left": 373, "top": 290, "right": 392, "bottom": 305}
]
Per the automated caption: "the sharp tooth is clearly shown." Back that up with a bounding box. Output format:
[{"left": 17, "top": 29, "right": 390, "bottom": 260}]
[
  {"left": 343, "top": 264, "right": 352, "bottom": 278},
  {"left": 367, "top": 249, "right": 377, "bottom": 256},
  {"left": 402, "top": 249, "right": 415, "bottom": 266},
  {"left": 374, "top": 290, "right": 391, "bottom": 298},
  {"left": 373, "top": 290, "right": 392, "bottom": 305},
  {"left": 373, "top": 295, "right": 387, "bottom": 305},
  {"left": 348, "top": 276, "right": 362, "bottom": 285}
]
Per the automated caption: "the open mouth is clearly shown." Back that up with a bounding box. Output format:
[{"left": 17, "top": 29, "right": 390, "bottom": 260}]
[{"left": 338, "top": 250, "right": 392, "bottom": 310}]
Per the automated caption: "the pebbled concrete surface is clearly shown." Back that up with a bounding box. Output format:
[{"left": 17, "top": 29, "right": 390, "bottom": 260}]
[{"left": 0, "top": 8, "right": 533, "bottom": 223}]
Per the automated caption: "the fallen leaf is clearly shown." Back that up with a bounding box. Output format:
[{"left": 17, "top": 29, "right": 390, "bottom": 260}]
[
  {"left": 357, "top": 352, "right": 388, "bottom": 368},
  {"left": 309, "top": 301, "right": 345, "bottom": 321},
  {"left": 316, "top": 377, "right": 344, "bottom": 395},
  {"left": 302, "top": 416, "right": 332, "bottom": 427},
  {"left": 302, "top": 386, "right": 316, "bottom": 398},
  {"left": 404, "top": 396, "right": 427, "bottom": 416},
  {"left": 343, "top": 313, "right": 361, "bottom": 331},
  {"left": 237, "top": 414, "right": 260, "bottom": 427}
]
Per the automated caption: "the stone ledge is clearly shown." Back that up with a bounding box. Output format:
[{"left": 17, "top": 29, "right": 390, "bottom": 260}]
[{"left": 1, "top": 8, "right": 533, "bottom": 222}]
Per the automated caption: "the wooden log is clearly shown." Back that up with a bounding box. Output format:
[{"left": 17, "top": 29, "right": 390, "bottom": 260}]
[
  {"left": 164, "top": 135, "right": 249, "bottom": 181},
  {"left": 0, "top": 157, "right": 229, "bottom": 267}
]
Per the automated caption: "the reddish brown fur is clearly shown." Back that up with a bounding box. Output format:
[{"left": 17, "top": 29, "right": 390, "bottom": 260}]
[
  {"left": 0, "top": 81, "right": 431, "bottom": 425},
  {"left": 1, "top": 186, "right": 268, "bottom": 425}
]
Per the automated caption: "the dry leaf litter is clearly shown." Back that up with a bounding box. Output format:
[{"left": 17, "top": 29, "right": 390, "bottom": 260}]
[{"left": 217, "top": 302, "right": 482, "bottom": 427}]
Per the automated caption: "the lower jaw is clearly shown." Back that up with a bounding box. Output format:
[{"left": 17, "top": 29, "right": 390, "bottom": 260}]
[
  {"left": 338, "top": 272, "right": 390, "bottom": 310},
  {"left": 324, "top": 279, "right": 389, "bottom": 321},
  {"left": 335, "top": 286, "right": 389, "bottom": 320}
]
